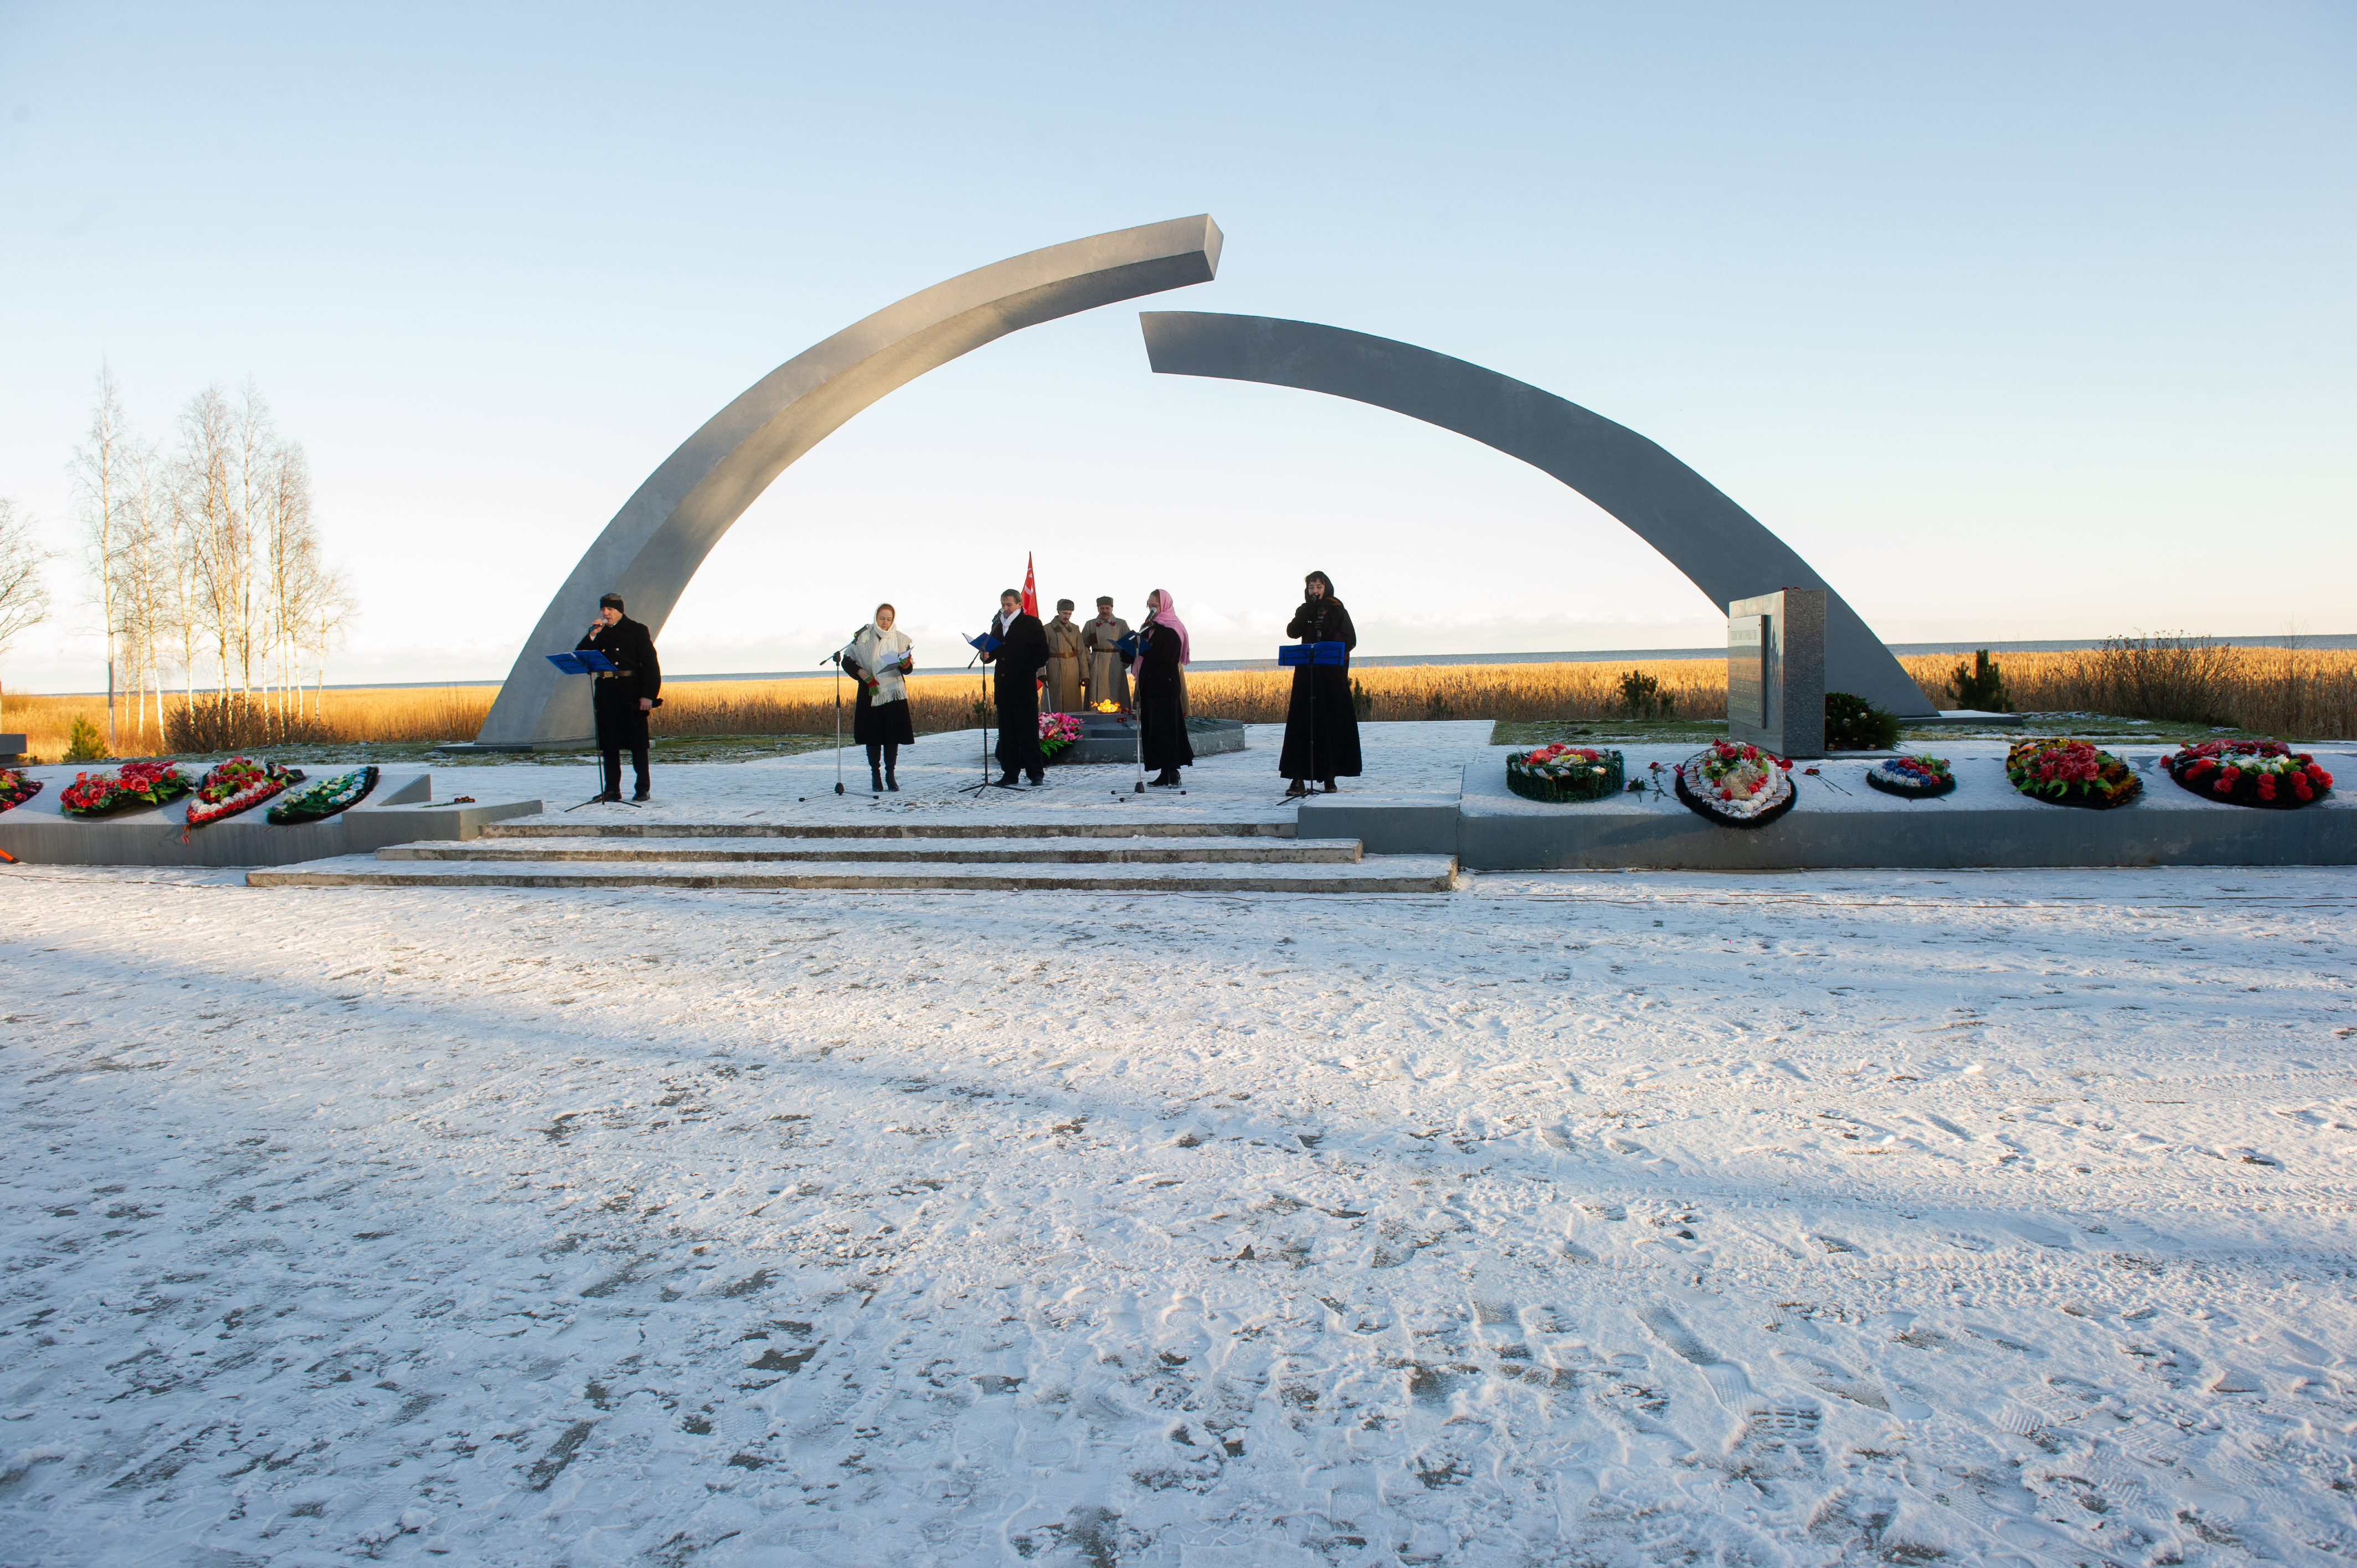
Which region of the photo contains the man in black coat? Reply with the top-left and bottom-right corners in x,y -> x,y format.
577,592 -> 662,801
980,588 -> 1048,786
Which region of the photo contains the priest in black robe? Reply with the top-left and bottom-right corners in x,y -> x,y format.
981,589 -> 1049,785
1279,570 -> 1361,795
1136,587 -> 1194,787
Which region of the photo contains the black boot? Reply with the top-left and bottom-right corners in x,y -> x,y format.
1152,768 -> 1182,788
1285,778 -> 1308,798
869,765 -> 884,793
885,766 -> 899,792
1320,778 -> 1339,793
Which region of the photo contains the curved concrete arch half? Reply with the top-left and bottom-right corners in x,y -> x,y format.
1139,311 -> 1934,717
475,215 -> 1225,746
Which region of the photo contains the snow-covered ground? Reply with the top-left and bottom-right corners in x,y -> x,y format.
4,744 -> 2355,1564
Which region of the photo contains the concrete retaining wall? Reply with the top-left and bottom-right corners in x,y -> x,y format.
0,771 -> 544,866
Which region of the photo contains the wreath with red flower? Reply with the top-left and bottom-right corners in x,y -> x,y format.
2005,737 -> 2141,809
1039,711 -> 1083,760
0,766 -> 40,813
266,765 -> 380,826
1865,754 -> 1957,800
1506,743 -> 1625,803
184,757 -> 306,828
2166,739 -> 2333,809
1674,740 -> 1797,828
58,760 -> 192,818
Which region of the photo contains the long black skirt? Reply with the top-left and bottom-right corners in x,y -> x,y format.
852,697 -> 914,747
1278,665 -> 1362,779
1140,695 -> 1194,771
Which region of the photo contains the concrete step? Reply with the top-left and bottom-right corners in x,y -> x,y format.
379,834 -> 1361,865
481,818 -> 1293,842
248,855 -> 1458,894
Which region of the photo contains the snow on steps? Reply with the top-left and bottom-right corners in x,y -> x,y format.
479,818 -> 1295,840
247,822 -> 1458,892
383,834 -> 1363,865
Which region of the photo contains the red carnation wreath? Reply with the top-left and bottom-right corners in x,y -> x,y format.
2166,739 -> 2333,809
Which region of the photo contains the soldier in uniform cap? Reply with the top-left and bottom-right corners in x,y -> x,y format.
577,592 -> 662,801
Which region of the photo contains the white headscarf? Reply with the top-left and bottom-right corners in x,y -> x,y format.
841,621 -> 914,706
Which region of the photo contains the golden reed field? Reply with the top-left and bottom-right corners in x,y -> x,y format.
9,644 -> 2354,760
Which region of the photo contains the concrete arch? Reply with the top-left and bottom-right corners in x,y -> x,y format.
474,215 -> 1225,746
1139,311 -> 1934,716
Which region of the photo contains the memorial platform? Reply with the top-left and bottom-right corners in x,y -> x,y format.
4,724 -> 2349,878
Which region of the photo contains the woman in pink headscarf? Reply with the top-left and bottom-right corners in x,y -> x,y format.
1134,587 -> 1193,787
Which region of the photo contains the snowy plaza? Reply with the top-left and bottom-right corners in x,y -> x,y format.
4,726 -> 2354,1566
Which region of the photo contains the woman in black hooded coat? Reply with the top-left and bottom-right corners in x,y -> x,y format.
1279,569 -> 1362,794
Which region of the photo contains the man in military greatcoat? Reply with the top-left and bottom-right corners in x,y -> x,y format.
1080,595 -> 1131,710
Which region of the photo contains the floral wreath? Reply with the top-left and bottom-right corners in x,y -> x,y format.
2166,739 -> 2332,809
0,766 -> 41,813
1039,711 -> 1084,761
1673,741 -> 1795,829
267,765 -> 381,826
59,760 -> 192,818
1505,743 -> 1625,803
2005,737 -> 2141,810
185,757 -> 305,829
1865,754 -> 1956,800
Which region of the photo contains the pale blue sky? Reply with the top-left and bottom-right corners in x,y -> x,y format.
3,2 -> 2350,691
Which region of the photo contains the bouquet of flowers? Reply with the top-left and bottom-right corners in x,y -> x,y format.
1674,740 -> 1795,828
1039,711 -> 1084,761
1505,742 -> 1624,803
2005,737 -> 2140,809
858,652 -> 915,702
59,760 -> 191,818
1865,754 -> 1956,800
184,757 -> 304,828
0,766 -> 40,813
266,765 -> 380,825
2166,739 -> 2333,809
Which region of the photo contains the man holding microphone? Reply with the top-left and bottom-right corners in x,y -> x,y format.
577,592 -> 662,802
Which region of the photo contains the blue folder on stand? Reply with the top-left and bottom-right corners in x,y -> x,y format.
967,632 -> 1002,654
1115,632 -> 1140,659
1279,641 -> 1349,667
546,649 -> 619,675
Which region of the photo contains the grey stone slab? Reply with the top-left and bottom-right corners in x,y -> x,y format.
1296,790 -> 1463,855
380,834 -> 1361,865
248,855 -> 1459,895
1727,589 -> 1826,758
1141,311 -> 1934,716
1457,800 -> 2357,871
478,215 -> 1224,748
0,770 -> 543,866
482,818 -> 1294,840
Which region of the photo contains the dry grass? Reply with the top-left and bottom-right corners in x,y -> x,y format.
1896,642 -> 2357,737
9,642 -> 2351,762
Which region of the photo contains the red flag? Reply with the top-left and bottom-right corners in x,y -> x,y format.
1021,554 -> 1039,618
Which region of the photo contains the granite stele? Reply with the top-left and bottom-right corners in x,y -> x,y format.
470,215 -> 1225,749
1139,311 -> 1934,718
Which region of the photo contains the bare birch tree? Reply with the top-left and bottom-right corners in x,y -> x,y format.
0,497 -> 56,733
69,364 -> 132,746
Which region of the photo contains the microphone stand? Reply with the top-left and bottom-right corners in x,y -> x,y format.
822,648 -> 845,796
957,637 -> 996,796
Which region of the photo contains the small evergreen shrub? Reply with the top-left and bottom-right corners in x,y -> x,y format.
1824,692 -> 1901,751
1424,690 -> 1457,721
1947,649 -> 2011,711
1615,669 -> 1676,720
64,716 -> 108,763
1351,680 -> 1373,720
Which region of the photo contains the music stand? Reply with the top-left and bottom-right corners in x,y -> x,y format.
1275,640 -> 1349,805
548,649 -> 634,811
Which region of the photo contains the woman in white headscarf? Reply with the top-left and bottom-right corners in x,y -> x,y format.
838,604 -> 915,792
1135,587 -> 1195,787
